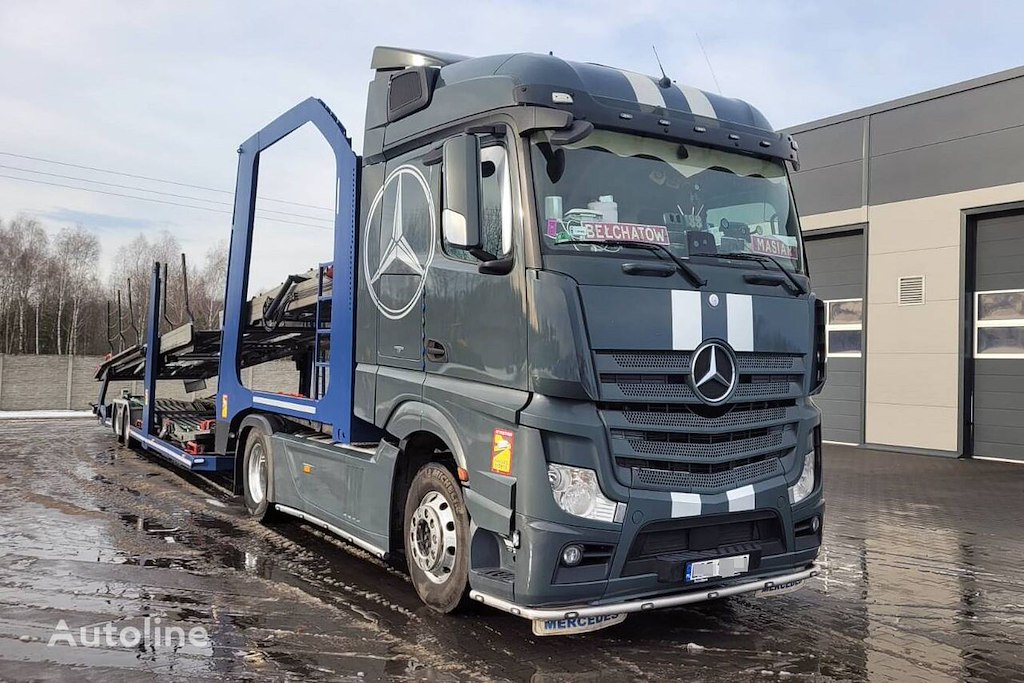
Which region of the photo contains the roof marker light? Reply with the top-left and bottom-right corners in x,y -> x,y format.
551,92 -> 574,104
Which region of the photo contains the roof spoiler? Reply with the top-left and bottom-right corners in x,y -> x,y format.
371,46 -> 468,71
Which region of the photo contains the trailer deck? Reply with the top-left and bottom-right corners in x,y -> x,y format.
95,258 -> 341,474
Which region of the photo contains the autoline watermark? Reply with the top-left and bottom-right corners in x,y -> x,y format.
48,618 -> 210,648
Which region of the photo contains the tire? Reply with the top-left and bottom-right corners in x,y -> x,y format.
119,407 -> 131,446
242,427 -> 276,522
403,462 -> 471,613
111,404 -> 122,439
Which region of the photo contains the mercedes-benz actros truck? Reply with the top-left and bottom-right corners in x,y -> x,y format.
95,46 -> 825,636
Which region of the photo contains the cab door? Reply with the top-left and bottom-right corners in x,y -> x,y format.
422,127 -> 528,390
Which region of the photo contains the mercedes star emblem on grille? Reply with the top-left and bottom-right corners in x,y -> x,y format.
690,340 -> 738,405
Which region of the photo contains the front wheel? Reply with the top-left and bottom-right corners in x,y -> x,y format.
403,463 -> 471,613
242,428 -> 276,522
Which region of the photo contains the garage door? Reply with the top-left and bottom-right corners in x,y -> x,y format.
804,228 -> 866,445
971,212 -> 1024,461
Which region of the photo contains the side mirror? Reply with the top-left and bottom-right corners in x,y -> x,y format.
442,133 -> 482,250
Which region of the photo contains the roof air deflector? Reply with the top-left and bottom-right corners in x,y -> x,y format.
371,46 -> 469,71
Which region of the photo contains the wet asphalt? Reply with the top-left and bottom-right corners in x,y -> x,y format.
0,419 -> 1022,682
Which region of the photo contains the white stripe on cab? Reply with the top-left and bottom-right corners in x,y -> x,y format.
726,293 -> 754,352
671,290 -> 702,351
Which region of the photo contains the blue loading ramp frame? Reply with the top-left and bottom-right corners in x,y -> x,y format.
216,97 -> 373,448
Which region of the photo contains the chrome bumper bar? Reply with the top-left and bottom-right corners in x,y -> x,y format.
469,564 -> 818,621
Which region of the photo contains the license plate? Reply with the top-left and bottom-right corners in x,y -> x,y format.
685,554 -> 749,583
532,613 -> 627,636
756,578 -> 804,598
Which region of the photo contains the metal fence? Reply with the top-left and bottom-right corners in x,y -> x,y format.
0,355 -> 298,411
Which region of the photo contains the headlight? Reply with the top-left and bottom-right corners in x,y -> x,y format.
547,464 -> 623,523
788,449 -> 816,504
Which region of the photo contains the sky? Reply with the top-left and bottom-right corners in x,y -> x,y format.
2,0 -> 1023,288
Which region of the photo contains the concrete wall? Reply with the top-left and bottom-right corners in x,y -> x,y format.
786,65 -> 1024,454
0,355 -> 298,411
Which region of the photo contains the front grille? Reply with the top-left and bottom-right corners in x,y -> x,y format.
611,351 -> 691,369
628,456 -> 784,492
596,349 -> 805,492
610,378 -> 795,402
616,428 -> 784,460
618,404 -> 787,430
601,351 -> 801,374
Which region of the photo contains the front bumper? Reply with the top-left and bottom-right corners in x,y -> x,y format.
471,563 -> 818,621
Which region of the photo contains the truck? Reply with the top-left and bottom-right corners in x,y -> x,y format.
94,45 -> 825,636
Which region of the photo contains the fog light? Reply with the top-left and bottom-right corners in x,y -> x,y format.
561,544 -> 584,567
811,516 -> 820,533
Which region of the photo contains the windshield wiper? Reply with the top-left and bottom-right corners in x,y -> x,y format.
563,239 -> 706,288
694,251 -> 806,295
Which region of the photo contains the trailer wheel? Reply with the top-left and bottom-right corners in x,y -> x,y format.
403,463 -> 470,613
242,427 -> 276,522
118,408 -> 131,447
111,405 -> 122,439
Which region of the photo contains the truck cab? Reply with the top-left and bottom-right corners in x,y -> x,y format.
347,47 -> 823,628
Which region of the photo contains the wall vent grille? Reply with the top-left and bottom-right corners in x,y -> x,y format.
898,276 -> 925,306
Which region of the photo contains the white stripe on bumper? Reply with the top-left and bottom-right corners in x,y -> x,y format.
670,492 -> 702,518
726,484 -> 756,512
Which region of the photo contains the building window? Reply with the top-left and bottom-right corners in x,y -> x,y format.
825,298 -> 863,357
975,289 -> 1024,358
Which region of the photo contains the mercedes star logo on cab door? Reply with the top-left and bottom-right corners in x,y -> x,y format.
363,165 -> 435,320
689,340 -> 739,405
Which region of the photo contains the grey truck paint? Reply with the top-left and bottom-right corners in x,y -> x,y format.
268,46 -> 821,610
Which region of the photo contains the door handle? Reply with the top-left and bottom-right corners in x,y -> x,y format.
426,339 -> 448,363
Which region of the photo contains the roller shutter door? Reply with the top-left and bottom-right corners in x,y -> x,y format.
971,212 -> 1024,461
804,228 -> 866,445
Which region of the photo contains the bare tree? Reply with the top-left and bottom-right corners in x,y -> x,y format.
53,226 -> 101,355
195,240 -> 228,328
0,216 -> 49,354
109,230 -> 185,339
0,217 -> 230,356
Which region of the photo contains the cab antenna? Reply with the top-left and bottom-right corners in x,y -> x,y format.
652,45 -> 672,89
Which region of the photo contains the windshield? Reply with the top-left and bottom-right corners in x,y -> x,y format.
531,129 -> 804,272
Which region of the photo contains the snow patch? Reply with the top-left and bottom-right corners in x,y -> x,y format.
0,410 -> 95,420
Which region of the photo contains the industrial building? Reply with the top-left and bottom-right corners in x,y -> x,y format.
787,66 -> 1024,462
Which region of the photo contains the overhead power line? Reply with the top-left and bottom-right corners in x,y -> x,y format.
0,162 -> 333,224
0,173 -> 333,232
0,150 -> 336,213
